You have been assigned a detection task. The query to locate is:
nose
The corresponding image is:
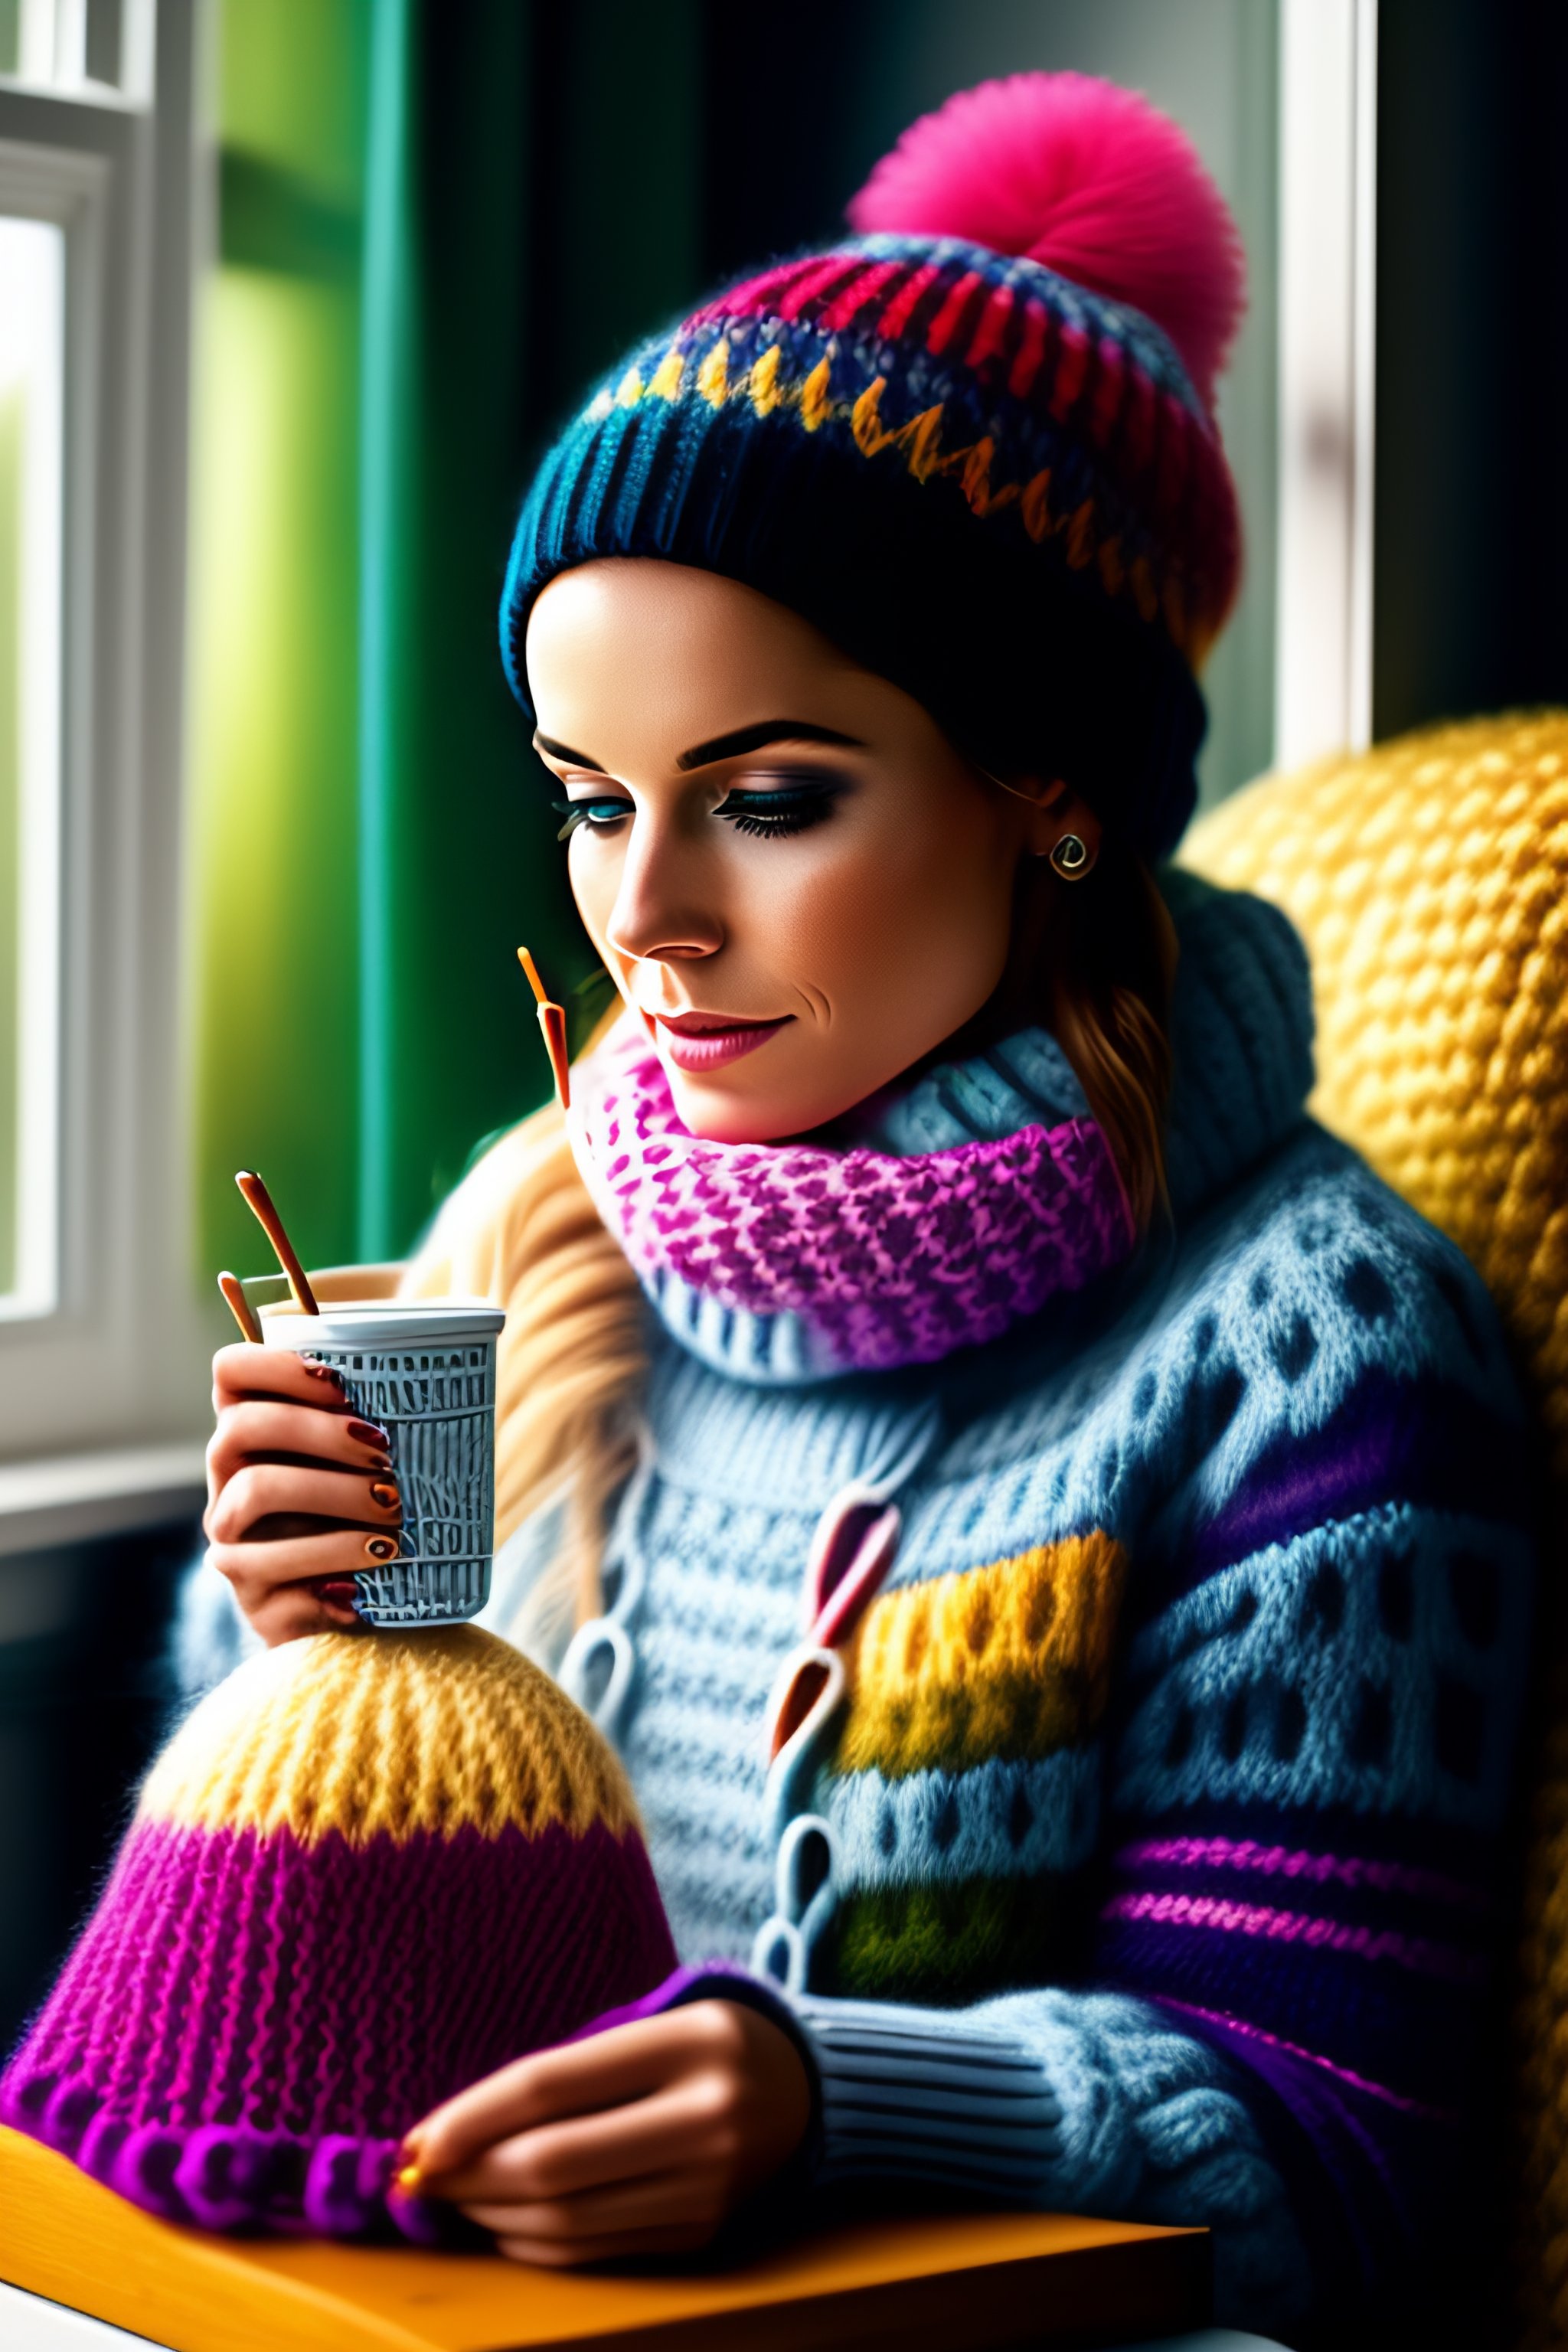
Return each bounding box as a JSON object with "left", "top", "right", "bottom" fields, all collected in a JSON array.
[{"left": 603, "top": 808, "right": 723, "bottom": 966}]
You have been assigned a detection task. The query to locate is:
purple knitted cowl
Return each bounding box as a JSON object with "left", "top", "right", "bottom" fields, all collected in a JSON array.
[{"left": 567, "top": 1021, "right": 1135, "bottom": 1377}]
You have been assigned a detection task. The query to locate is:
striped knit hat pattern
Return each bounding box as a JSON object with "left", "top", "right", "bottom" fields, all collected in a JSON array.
[
  {"left": 1, "top": 1628, "right": 676, "bottom": 2237},
  {"left": 502, "top": 73, "right": 1246, "bottom": 861}
]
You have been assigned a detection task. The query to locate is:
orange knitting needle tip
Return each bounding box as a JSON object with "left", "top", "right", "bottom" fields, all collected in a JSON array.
[
  {"left": 234, "top": 1170, "right": 320, "bottom": 1318},
  {"left": 517, "top": 946, "right": 571, "bottom": 1111},
  {"left": 217, "top": 1270, "right": 264, "bottom": 1344},
  {"left": 517, "top": 945, "right": 549, "bottom": 1006}
]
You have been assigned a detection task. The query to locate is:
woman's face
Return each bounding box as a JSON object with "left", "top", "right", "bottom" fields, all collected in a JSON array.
[{"left": 527, "top": 558, "right": 1089, "bottom": 1143}]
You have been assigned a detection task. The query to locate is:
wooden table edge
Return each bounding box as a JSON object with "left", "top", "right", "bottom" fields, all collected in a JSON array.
[{"left": 0, "top": 2124, "right": 1210, "bottom": 2351}]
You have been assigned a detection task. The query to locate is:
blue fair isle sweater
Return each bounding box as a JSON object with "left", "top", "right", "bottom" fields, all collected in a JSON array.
[{"left": 178, "top": 875, "right": 1534, "bottom": 2332}]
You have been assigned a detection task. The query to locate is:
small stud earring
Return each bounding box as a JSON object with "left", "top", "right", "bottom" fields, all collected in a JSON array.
[{"left": 1048, "top": 832, "right": 1093, "bottom": 880}]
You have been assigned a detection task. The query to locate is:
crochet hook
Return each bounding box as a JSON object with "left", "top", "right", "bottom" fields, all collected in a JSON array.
[
  {"left": 518, "top": 945, "right": 571, "bottom": 1110},
  {"left": 217, "top": 1270, "right": 264, "bottom": 1344},
  {"left": 235, "top": 1170, "right": 320, "bottom": 1317}
]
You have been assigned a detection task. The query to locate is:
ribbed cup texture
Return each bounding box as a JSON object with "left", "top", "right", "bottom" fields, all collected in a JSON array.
[{"left": 1, "top": 1629, "right": 677, "bottom": 2238}]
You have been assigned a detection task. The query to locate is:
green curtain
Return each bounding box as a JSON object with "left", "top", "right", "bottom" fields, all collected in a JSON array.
[
  {"left": 187, "top": 0, "right": 366, "bottom": 1284},
  {"left": 190, "top": 0, "right": 704, "bottom": 1283}
]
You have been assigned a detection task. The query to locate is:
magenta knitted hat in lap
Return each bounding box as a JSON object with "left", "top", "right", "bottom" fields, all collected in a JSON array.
[{"left": 0, "top": 1628, "right": 677, "bottom": 2237}]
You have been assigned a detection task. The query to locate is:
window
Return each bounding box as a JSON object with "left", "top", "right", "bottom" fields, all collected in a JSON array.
[
  {"left": 0, "top": 0, "right": 155, "bottom": 105},
  {"left": 0, "top": 0, "right": 210, "bottom": 1464},
  {"left": 0, "top": 213, "right": 63, "bottom": 1314}
]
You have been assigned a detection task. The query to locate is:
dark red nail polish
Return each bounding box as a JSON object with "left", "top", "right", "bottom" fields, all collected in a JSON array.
[
  {"left": 368, "top": 1481, "right": 400, "bottom": 1511},
  {"left": 302, "top": 1358, "right": 343, "bottom": 1385},
  {"left": 348, "top": 1419, "right": 390, "bottom": 1450},
  {"left": 318, "top": 1577, "right": 362, "bottom": 1609},
  {"left": 364, "top": 1535, "right": 397, "bottom": 1562}
]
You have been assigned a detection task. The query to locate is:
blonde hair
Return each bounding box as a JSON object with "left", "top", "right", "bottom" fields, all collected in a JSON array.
[
  {"left": 401, "top": 1095, "right": 644, "bottom": 1656},
  {"left": 409, "top": 869, "right": 1175, "bottom": 1644}
]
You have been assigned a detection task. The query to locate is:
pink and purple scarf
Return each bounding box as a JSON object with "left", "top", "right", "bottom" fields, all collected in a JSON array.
[{"left": 568, "top": 1022, "right": 1135, "bottom": 1378}]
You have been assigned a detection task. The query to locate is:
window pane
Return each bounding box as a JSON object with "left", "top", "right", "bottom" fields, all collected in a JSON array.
[
  {"left": 0, "top": 214, "right": 63, "bottom": 1312},
  {"left": 84, "top": 0, "right": 124, "bottom": 88},
  {"left": 1, "top": 0, "right": 149, "bottom": 99}
]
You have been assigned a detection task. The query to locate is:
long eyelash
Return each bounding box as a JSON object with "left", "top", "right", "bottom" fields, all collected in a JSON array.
[
  {"left": 717, "top": 787, "right": 838, "bottom": 841},
  {"left": 727, "top": 812, "right": 815, "bottom": 838}
]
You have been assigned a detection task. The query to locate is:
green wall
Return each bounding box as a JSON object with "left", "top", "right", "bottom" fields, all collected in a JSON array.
[{"left": 185, "top": 0, "right": 368, "bottom": 1282}]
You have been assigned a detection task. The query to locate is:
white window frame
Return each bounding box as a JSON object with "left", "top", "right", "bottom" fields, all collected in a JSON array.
[
  {"left": 1274, "top": 0, "right": 1378, "bottom": 769},
  {"left": 0, "top": 0, "right": 211, "bottom": 1475}
]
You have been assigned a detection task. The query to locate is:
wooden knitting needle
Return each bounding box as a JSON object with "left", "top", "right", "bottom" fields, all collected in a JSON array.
[
  {"left": 518, "top": 946, "right": 570, "bottom": 1110},
  {"left": 235, "top": 1170, "right": 320, "bottom": 1316},
  {"left": 217, "top": 1270, "right": 264, "bottom": 1344}
]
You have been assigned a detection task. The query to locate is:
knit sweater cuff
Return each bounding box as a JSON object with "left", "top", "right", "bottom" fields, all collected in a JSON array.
[{"left": 791, "top": 1993, "right": 1063, "bottom": 2198}]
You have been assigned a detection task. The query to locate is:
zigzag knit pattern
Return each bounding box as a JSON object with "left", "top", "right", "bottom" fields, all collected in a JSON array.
[
  {"left": 500, "top": 230, "right": 1239, "bottom": 860},
  {"left": 1, "top": 1628, "right": 675, "bottom": 2237},
  {"left": 1181, "top": 711, "right": 1568, "bottom": 2344}
]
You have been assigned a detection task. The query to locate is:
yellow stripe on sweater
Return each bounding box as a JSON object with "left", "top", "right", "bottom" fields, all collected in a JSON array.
[
  {"left": 139, "top": 1625, "right": 639, "bottom": 1847},
  {"left": 836, "top": 1533, "right": 1127, "bottom": 1781}
]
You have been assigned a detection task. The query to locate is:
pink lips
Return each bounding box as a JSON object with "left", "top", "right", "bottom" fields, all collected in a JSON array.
[{"left": 652, "top": 1012, "right": 792, "bottom": 1072}]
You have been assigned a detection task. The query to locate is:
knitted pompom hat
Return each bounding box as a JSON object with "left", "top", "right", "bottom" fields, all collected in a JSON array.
[
  {"left": 501, "top": 72, "right": 1245, "bottom": 861},
  {"left": 0, "top": 1628, "right": 676, "bottom": 2238}
]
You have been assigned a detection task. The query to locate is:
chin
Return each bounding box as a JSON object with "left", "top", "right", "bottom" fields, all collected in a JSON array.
[{"left": 664, "top": 1066, "right": 836, "bottom": 1146}]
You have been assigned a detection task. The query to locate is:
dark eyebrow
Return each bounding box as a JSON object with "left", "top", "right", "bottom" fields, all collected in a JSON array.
[
  {"left": 533, "top": 733, "right": 609, "bottom": 770},
  {"left": 675, "top": 720, "right": 864, "bottom": 772}
]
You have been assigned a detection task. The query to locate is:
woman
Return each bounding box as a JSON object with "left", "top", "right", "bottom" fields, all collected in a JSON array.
[{"left": 198, "top": 75, "right": 1533, "bottom": 2334}]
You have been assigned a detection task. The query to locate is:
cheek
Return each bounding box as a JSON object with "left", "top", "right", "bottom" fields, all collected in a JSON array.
[{"left": 763, "top": 818, "right": 1014, "bottom": 1018}]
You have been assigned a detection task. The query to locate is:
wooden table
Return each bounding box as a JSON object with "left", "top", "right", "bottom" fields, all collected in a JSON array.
[{"left": 0, "top": 2127, "right": 1208, "bottom": 2350}]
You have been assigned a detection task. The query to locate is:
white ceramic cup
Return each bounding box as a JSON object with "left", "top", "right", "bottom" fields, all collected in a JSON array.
[{"left": 256, "top": 1293, "right": 506, "bottom": 1628}]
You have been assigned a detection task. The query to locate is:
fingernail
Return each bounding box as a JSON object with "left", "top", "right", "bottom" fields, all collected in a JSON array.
[
  {"left": 318, "top": 1577, "right": 362, "bottom": 1610},
  {"left": 369, "top": 1480, "right": 400, "bottom": 1511},
  {"left": 364, "top": 1535, "right": 398, "bottom": 1562},
  {"left": 302, "top": 1358, "right": 343, "bottom": 1386},
  {"left": 393, "top": 2162, "right": 423, "bottom": 2194},
  {"left": 348, "top": 1419, "right": 390, "bottom": 1450}
]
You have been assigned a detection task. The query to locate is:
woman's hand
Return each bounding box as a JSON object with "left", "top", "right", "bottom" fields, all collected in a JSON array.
[
  {"left": 204, "top": 1343, "right": 403, "bottom": 1646},
  {"left": 401, "top": 2001, "right": 812, "bottom": 2265}
]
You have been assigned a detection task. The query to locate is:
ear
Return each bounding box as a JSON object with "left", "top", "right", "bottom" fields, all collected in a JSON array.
[{"left": 1001, "top": 774, "right": 1104, "bottom": 867}]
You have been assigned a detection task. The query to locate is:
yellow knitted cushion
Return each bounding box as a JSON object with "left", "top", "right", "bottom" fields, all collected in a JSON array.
[
  {"left": 1182, "top": 710, "right": 1568, "bottom": 2347},
  {"left": 1182, "top": 711, "right": 1568, "bottom": 1488}
]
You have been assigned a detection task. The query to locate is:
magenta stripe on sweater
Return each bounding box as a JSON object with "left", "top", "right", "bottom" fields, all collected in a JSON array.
[
  {"left": 1102, "top": 1891, "right": 1484, "bottom": 1984},
  {"left": 1155, "top": 1997, "right": 1456, "bottom": 2122},
  {"left": 1115, "top": 1837, "right": 1487, "bottom": 1912}
]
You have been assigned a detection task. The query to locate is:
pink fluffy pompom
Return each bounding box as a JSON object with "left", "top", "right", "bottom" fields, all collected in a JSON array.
[{"left": 847, "top": 72, "right": 1246, "bottom": 410}]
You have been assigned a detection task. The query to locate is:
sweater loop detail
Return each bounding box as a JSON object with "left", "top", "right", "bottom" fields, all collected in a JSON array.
[
  {"left": 752, "top": 1815, "right": 842, "bottom": 1996},
  {"left": 558, "top": 1441, "right": 655, "bottom": 1742}
]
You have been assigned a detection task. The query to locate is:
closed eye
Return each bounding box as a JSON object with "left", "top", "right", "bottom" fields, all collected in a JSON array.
[{"left": 714, "top": 776, "right": 844, "bottom": 838}]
